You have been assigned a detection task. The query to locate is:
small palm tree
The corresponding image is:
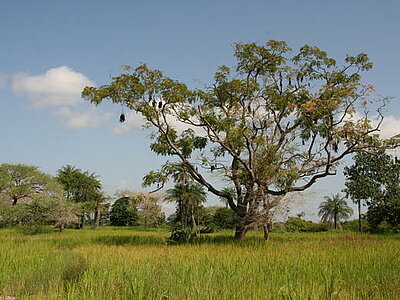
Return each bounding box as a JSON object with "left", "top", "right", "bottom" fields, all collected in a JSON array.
[
  {"left": 165, "top": 182, "right": 207, "bottom": 228},
  {"left": 318, "top": 194, "right": 353, "bottom": 229}
]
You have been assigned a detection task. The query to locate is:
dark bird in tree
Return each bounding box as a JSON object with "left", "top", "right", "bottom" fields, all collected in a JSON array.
[{"left": 119, "top": 113, "right": 125, "bottom": 123}]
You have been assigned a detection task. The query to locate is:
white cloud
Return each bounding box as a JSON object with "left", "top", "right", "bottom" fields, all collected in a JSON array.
[
  {"left": 12, "top": 66, "right": 95, "bottom": 107},
  {"left": 379, "top": 115, "right": 400, "bottom": 139},
  {"left": 56, "top": 106, "right": 113, "bottom": 129},
  {"left": 344, "top": 111, "right": 400, "bottom": 139}
]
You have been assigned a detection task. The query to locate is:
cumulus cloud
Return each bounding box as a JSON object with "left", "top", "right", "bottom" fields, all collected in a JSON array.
[
  {"left": 344, "top": 111, "right": 400, "bottom": 139},
  {"left": 12, "top": 66, "right": 95, "bottom": 107},
  {"left": 379, "top": 115, "right": 400, "bottom": 139},
  {"left": 56, "top": 106, "right": 113, "bottom": 129}
]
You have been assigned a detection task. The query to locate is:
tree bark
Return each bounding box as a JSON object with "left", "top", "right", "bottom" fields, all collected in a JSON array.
[
  {"left": 191, "top": 207, "right": 196, "bottom": 228},
  {"left": 234, "top": 225, "right": 248, "bottom": 240},
  {"left": 92, "top": 206, "right": 101, "bottom": 229},
  {"left": 358, "top": 200, "right": 362, "bottom": 232},
  {"left": 334, "top": 213, "right": 337, "bottom": 229},
  {"left": 78, "top": 214, "right": 84, "bottom": 229},
  {"left": 263, "top": 223, "right": 271, "bottom": 241}
]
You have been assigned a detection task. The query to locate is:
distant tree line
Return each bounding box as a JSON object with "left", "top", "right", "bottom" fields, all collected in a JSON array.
[{"left": 1, "top": 152, "right": 400, "bottom": 236}]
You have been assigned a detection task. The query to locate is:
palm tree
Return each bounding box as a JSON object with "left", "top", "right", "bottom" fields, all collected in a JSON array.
[
  {"left": 165, "top": 182, "right": 207, "bottom": 228},
  {"left": 318, "top": 194, "right": 353, "bottom": 229}
]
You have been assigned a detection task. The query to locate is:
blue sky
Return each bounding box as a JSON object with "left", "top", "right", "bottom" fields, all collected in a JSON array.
[{"left": 1, "top": 0, "right": 400, "bottom": 218}]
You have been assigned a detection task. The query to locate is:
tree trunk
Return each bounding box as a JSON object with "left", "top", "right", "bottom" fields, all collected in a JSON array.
[
  {"left": 358, "top": 200, "right": 362, "bottom": 232},
  {"left": 92, "top": 206, "right": 101, "bottom": 229},
  {"left": 234, "top": 225, "right": 248, "bottom": 240},
  {"left": 334, "top": 213, "right": 337, "bottom": 229},
  {"left": 78, "top": 214, "right": 84, "bottom": 229},
  {"left": 191, "top": 207, "right": 196, "bottom": 228},
  {"left": 263, "top": 223, "right": 271, "bottom": 241}
]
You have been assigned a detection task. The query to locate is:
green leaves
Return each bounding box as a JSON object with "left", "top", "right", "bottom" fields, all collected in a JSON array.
[
  {"left": 0, "top": 163, "right": 63, "bottom": 205},
  {"left": 344, "top": 151, "right": 400, "bottom": 229},
  {"left": 83, "top": 39, "right": 394, "bottom": 239}
]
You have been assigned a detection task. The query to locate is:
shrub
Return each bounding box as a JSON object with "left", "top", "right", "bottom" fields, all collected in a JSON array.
[
  {"left": 284, "top": 217, "right": 329, "bottom": 232},
  {"left": 213, "top": 207, "right": 237, "bottom": 229}
]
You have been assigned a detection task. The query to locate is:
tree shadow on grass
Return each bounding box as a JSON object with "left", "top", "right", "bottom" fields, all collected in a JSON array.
[{"left": 93, "top": 233, "right": 269, "bottom": 247}]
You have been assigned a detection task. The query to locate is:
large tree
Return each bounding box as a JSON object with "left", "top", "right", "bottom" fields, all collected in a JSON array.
[
  {"left": 344, "top": 151, "right": 400, "bottom": 230},
  {"left": 0, "top": 163, "right": 62, "bottom": 205},
  {"left": 83, "top": 40, "right": 399, "bottom": 240}
]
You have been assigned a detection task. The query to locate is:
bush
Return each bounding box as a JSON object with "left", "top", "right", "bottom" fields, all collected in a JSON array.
[
  {"left": 341, "top": 219, "right": 371, "bottom": 232},
  {"left": 213, "top": 207, "right": 237, "bottom": 229},
  {"left": 110, "top": 197, "right": 139, "bottom": 226},
  {"left": 284, "top": 217, "right": 329, "bottom": 232},
  {"left": 167, "top": 223, "right": 197, "bottom": 244}
]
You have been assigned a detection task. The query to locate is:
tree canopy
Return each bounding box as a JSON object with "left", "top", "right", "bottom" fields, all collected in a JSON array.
[
  {"left": 83, "top": 40, "right": 399, "bottom": 240},
  {"left": 56, "top": 165, "right": 103, "bottom": 228},
  {"left": 109, "top": 196, "right": 139, "bottom": 226},
  {"left": 0, "top": 163, "right": 62, "bottom": 205},
  {"left": 344, "top": 151, "right": 400, "bottom": 230}
]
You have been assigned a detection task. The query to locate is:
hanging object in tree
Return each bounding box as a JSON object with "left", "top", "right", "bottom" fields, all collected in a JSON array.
[
  {"left": 119, "top": 105, "right": 126, "bottom": 123},
  {"left": 158, "top": 101, "right": 163, "bottom": 109},
  {"left": 152, "top": 100, "right": 156, "bottom": 108}
]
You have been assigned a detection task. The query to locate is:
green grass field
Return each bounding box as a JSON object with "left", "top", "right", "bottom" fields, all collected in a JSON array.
[{"left": 0, "top": 227, "right": 399, "bottom": 299}]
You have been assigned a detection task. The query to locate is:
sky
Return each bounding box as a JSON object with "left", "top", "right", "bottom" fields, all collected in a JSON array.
[{"left": 1, "top": 0, "right": 400, "bottom": 219}]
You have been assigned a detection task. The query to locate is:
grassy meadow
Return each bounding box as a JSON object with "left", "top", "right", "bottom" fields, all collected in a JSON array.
[{"left": 0, "top": 227, "right": 399, "bottom": 299}]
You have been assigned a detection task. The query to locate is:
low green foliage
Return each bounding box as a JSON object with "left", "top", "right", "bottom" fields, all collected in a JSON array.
[
  {"left": 109, "top": 197, "right": 139, "bottom": 226},
  {"left": 283, "top": 217, "right": 330, "bottom": 232},
  {"left": 0, "top": 227, "right": 399, "bottom": 299}
]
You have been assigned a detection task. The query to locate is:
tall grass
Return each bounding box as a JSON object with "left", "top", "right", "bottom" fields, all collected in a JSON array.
[{"left": 0, "top": 228, "right": 399, "bottom": 299}]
